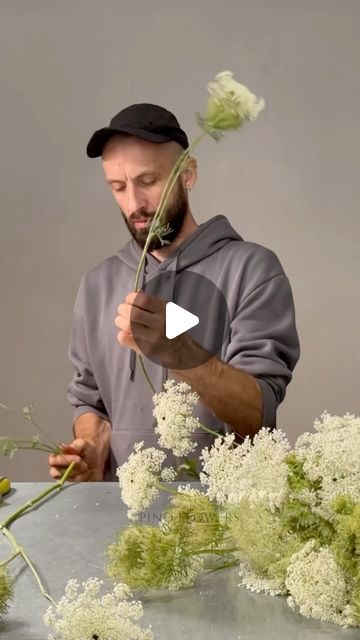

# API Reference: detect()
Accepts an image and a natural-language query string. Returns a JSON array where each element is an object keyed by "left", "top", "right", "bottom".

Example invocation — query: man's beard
[{"left": 120, "top": 180, "right": 188, "bottom": 251}]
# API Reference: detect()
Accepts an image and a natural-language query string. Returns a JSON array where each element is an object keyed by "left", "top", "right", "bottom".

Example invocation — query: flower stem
[
  {"left": 205, "top": 560, "right": 239, "bottom": 573},
  {"left": 186, "top": 546, "right": 238, "bottom": 557},
  {"left": 1, "top": 526, "right": 57, "bottom": 606},
  {"left": 154, "top": 481, "right": 179, "bottom": 495},
  {"left": 0, "top": 462, "right": 75, "bottom": 607},
  {"left": 0, "top": 462, "right": 75, "bottom": 530},
  {"left": 137, "top": 354, "right": 156, "bottom": 394},
  {"left": 133, "top": 131, "right": 207, "bottom": 393},
  {"left": 27, "top": 416, "right": 60, "bottom": 451},
  {"left": 198, "top": 423, "right": 223, "bottom": 438},
  {"left": 1, "top": 443, "right": 57, "bottom": 455},
  {"left": 0, "top": 549, "right": 21, "bottom": 567}
]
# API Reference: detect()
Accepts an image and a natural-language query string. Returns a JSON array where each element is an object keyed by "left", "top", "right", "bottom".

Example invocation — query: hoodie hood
[{"left": 116, "top": 215, "right": 243, "bottom": 383}]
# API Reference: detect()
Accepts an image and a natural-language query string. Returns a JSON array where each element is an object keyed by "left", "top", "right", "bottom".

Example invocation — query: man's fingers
[
  {"left": 48, "top": 453, "right": 83, "bottom": 467},
  {"left": 124, "top": 291, "right": 164, "bottom": 314}
]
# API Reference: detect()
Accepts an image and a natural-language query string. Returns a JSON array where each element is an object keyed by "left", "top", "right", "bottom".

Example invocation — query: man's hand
[
  {"left": 115, "top": 290, "right": 194, "bottom": 369},
  {"left": 48, "top": 439, "right": 105, "bottom": 482}
]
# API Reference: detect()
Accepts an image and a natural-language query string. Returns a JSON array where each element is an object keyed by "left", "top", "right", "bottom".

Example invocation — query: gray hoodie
[{"left": 67, "top": 215, "right": 300, "bottom": 479}]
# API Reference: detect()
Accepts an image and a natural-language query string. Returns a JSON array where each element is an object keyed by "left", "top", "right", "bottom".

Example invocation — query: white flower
[
  {"left": 43, "top": 577, "right": 153, "bottom": 640},
  {"left": 153, "top": 380, "right": 200, "bottom": 456},
  {"left": 238, "top": 559, "right": 285, "bottom": 596},
  {"left": 201, "top": 70, "right": 265, "bottom": 136},
  {"left": 200, "top": 428, "right": 290, "bottom": 510},
  {"left": 116, "top": 441, "right": 175, "bottom": 521},
  {"left": 200, "top": 432, "right": 243, "bottom": 504},
  {"left": 294, "top": 412, "right": 360, "bottom": 520},
  {"left": 285, "top": 542, "right": 356, "bottom": 626}
]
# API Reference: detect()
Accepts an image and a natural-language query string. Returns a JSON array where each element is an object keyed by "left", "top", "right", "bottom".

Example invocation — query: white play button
[{"left": 165, "top": 302, "right": 199, "bottom": 340}]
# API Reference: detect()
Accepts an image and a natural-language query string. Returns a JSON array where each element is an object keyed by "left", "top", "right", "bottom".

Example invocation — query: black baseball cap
[{"left": 86, "top": 103, "right": 189, "bottom": 158}]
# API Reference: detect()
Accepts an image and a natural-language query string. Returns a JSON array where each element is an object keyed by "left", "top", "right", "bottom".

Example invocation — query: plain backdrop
[{"left": 1, "top": 0, "right": 359, "bottom": 480}]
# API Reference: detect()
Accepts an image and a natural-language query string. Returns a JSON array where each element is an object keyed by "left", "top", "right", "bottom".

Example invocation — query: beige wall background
[{"left": 1, "top": 0, "right": 359, "bottom": 480}]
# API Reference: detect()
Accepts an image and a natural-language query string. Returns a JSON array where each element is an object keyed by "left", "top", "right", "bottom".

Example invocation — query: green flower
[
  {"left": 280, "top": 498, "right": 335, "bottom": 546},
  {"left": 106, "top": 525, "right": 203, "bottom": 591},
  {"left": 199, "top": 70, "right": 265, "bottom": 139},
  {"left": 227, "top": 499, "right": 302, "bottom": 589},
  {"left": 0, "top": 567, "right": 13, "bottom": 618},
  {"left": 162, "top": 490, "right": 225, "bottom": 550},
  {"left": 331, "top": 497, "right": 360, "bottom": 579}
]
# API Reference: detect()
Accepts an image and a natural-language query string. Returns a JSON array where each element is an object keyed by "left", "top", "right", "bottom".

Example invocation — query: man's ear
[{"left": 182, "top": 156, "right": 198, "bottom": 191}]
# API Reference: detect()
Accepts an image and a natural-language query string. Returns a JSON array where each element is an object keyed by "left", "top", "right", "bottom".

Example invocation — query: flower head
[
  {"left": 43, "top": 577, "right": 153, "bottom": 639},
  {"left": 294, "top": 412, "right": 360, "bottom": 520},
  {"left": 285, "top": 541, "right": 356, "bottom": 626},
  {"left": 199, "top": 71, "right": 265, "bottom": 139},
  {"left": 161, "top": 489, "right": 224, "bottom": 549},
  {"left": 228, "top": 499, "right": 301, "bottom": 593},
  {"left": 0, "top": 567, "right": 13, "bottom": 619},
  {"left": 106, "top": 525, "right": 203, "bottom": 591},
  {"left": 200, "top": 428, "right": 290, "bottom": 510},
  {"left": 153, "top": 380, "right": 200, "bottom": 456},
  {"left": 116, "top": 441, "right": 176, "bottom": 521}
]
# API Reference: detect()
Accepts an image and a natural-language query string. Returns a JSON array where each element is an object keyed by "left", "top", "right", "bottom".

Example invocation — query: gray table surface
[{"left": 0, "top": 482, "right": 358, "bottom": 639}]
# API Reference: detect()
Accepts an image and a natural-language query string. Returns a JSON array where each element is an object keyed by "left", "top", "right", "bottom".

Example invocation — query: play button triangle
[{"left": 165, "top": 302, "right": 199, "bottom": 340}]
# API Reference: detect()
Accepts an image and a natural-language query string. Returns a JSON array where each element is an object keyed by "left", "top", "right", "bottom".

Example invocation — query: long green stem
[
  {"left": 137, "top": 355, "right": 156, "bottom": 394},
  {"left": 133, "top": 131, "right": 207, "bottom": 392},
  {"left": 0, "top": 462, "right": 75, "bottom": 608},
  {"left": 154, "top": 481, "right": 179, "bottom": 495},
  {"left": 0, "top": 549, "right": 21, "bottom": 567},
  {"left": 1, "top": 527, "right": 57, "bottom": 606},
  {"left": 0, "top": 462, "right": 75, "bottom": 530}
]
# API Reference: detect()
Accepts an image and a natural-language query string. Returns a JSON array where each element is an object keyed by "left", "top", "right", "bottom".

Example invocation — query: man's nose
[{"left": 126, "top": 183, "right": 146, "bottom": 215}]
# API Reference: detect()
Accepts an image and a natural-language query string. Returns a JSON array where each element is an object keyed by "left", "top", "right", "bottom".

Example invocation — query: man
[{"left": 48, "top": 103, "right": 300, "bottom": 482}]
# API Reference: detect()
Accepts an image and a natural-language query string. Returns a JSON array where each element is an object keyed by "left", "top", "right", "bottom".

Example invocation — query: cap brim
[{"left": 86, "top": 126, "right": 174, "bottom": 158}]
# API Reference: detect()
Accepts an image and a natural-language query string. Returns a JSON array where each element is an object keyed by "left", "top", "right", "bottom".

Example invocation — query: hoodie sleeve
[
  {"left": 66, "top": 277, "right": 110, "bottom": 425},
  {"left": 224, "top": 249, "right": 300, "bottom": 428}
]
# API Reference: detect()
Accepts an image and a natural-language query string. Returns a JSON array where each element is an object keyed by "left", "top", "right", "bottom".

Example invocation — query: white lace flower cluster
[
  {"left": 295, "top": 411, "right": 360, "bottom": 519},
  {"left": 200, "top": 428, "right": 290, "bottom": 511},
  {"left": 116, "top": 441, "right": 176, "bottom": 520},
  {"left": 153, "top": 379, "right": 201, "bottom": 456},
  {"left": 43, "top": 577, "right": 153, "bottom": 640},
  {"left": 285, "top": 541, "right": 356, "bottom": 626},
  {"left": 203, "top": 71, "right": 265, "bottom": 135}
]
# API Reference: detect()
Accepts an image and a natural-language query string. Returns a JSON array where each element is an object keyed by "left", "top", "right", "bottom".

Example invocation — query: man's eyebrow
[{"left": 106, "top": 170, "right": 160, "bottom": 184}]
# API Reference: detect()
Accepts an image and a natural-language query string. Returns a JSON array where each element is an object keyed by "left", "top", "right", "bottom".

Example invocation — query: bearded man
[{"left": 48, "top": 103, "right": 300, "bottom": 482}]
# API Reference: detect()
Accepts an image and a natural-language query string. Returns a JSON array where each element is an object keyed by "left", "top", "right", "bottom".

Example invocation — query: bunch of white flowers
[
  {"left": 153, "top": 379, "right": 201, "bottom": 456},
  {"left": 285, "top": 541, "right": 356, "bottom": 627},
  {"left": 116, "top": 441, "right": 176, "bottom": 521},
  {"left": 200, "top": 428, "right": 290, "bottom": 511},
  {"left": 43, "top": 578, "right": 153, "bottom": 640},
  {"left": 295, "top": 411, "right": 360, "bottom": 520}
]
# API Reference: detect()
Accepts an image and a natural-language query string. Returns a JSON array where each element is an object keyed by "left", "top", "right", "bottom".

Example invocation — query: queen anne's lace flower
[
  {"left": 43, "top": 577, "right": 153, "bottom": 639},
  {"left": 106, "top": 526, "right": 203, "bottom": 591},
  {"left": 0, "top": 567, "right": 13, "bottom": 618},
  {"left": 201, "top": 71, "right": 265, "bottom": 137},
  {"left": 116, "top": 441, "right": 175, "bottom": 520},
  {"left": 295, "top": 412, "right": 360, "bottom": 520},
  {"left": 200, "top": 428, "right": 290, "bottom": 510},
  {"left": 285, "top": 541, "right": 356, "bottom": 626},
  {"left": 153, "top": 380, "right": 200, "bottom": 456}
]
